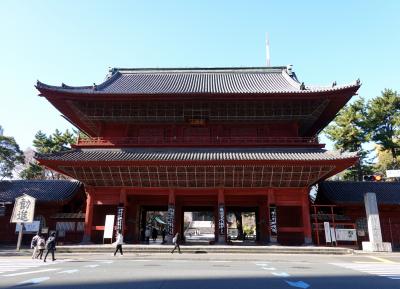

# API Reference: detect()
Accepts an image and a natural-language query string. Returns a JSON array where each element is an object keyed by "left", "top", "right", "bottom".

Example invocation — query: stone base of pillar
[
  {"left": 216, "top": 235, "right": 226, "bottom": 244},
  {"left": 303, "top": 237, "right": 313, "bottom": 245},
  {"left": 80, "top": 234, "right": 93, "bottom": 244},
  {"left": 268, "top": 236, "right": 278, "bottom": 245},
  {"left": 362, "top": 241, "right": 392, "bottom": 252}
]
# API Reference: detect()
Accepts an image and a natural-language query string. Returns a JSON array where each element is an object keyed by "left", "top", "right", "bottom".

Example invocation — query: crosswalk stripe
[
  {"left": 331, "top": 263, "right": 400, "bottom": 281},
  {"left": 3, "top": 268, "right": 59, "bottom": 277}
]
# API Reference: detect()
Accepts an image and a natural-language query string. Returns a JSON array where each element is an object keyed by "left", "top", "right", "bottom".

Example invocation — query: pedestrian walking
[
  {"left": 36, "top": 234, "right": 46, "bottom": 259},
  {"left": 170, "top": 232, "right": 181, "bottom": 254},
  {"left": 152, "top": 227, "right": 158, "bottom": 242},
  {"left": 114, "top": 230, "right": 124, "bottom": 256},
  {"left": 30, "top": 232, "right": 40, "bottom": 259},
  {"left": 43, "top": 232, "right": 56, "bottom": 262},
  {"left": 145, "top": 227, "right": 151, "bottom": 244},
  {"left": 161, "top": 227, "right": 166, "bottom": 244}
]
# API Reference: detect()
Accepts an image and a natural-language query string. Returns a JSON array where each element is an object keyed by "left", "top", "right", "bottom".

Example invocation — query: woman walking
[
  {"left": 36, "top": 234, "right": 46, "bottom": 259},
  {"left": 114, "top": 230, "right": 124, "bottom": 256},
  {"left": 170, "top": 232, "right": 181, "bottom": 254}
]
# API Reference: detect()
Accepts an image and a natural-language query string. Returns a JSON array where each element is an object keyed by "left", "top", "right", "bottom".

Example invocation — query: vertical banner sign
[
  {"left": 11, "top": 194, "right": 36, "bottom": 223},
  {"left": 324, "top": 222, "right": 331, "bottom": 243},
  {"left": 218, "top": 205, "right": 225, "bottom": 235},
  {"left": 269, "top": 205, "right": 277, "bottom": 237},
  {"left": 116, "top": 207, "right": 124, "bottom": 232},
  {"left": 103, "top": 215, "right": 115, "bottom": 240},
  {"left": 167, "top": 205, "right": 175, "bottom": 235}
]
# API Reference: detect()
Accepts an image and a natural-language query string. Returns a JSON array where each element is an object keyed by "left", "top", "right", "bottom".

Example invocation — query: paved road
[{"left": 0, "top": 253, "right": 399, "bottom": 288}]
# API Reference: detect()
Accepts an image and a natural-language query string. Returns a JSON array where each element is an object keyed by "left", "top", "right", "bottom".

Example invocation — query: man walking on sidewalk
[
  {"left": 114, "top": 230, "right": 124, "bottom": 256},
  {"left": 43, "top": 232, "right": 56, "bottom": 262}
]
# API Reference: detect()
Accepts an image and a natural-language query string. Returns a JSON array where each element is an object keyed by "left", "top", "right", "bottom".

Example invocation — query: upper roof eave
[{"left": 35, "top": 66, "right": 361, "bottom": 97}]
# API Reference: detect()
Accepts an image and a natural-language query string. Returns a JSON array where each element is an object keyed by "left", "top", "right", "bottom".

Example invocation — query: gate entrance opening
[
  {"left": 226, "top": 207, "right": 259, "bottom": 244},
  {"left": 182, "top": 206, "right": 215, "bottom": 244},
  {"left": 139, "top": 206, "right": 168, "bottom": 244}
]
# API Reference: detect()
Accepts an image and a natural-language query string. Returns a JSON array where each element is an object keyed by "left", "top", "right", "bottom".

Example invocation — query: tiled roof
[
  {"left": 0, "top": 180, "right": 82, "bottom": 203},
  {"left": 36, "top": 67, "right": 360, "bottom": 95},
  {"left": 35, "top": 147, "right": 357, "bottom": 162},
  {"left": 318, "top": 181, "right": 400, "bottom": 205}
]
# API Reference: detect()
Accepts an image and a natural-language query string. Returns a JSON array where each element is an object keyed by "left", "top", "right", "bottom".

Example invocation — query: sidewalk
[{"left": 0, "top": 244, "right": 354, "bottom": 256}]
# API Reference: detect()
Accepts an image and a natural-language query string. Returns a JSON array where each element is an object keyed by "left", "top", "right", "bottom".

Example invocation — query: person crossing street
[{"left": 114, "top": 230, "right": 124, "bottom": 256}]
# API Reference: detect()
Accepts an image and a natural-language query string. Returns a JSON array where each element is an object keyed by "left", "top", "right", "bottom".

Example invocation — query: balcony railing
[{"left": 75, "top": 136, "right": 321, "bottom": 147}]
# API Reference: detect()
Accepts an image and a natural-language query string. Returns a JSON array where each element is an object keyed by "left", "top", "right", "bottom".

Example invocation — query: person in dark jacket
[
  {"left": 170, "top": 232, "right": 181, "bottom": 254},
  {"left": 43, "top": 232, "right": 56, "bottom": 262},
  {"left": 161, "top": 227, "right": 166, "bottom": 244}
]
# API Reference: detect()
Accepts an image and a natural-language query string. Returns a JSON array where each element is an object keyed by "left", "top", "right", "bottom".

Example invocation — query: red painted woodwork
[{"left": 36, "top": 68, "right": 361, "bottom": 245}]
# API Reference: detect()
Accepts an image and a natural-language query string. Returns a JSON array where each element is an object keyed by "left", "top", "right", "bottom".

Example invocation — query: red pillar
[
  {"left": 302, "top": 188, "right": 312, "bottom": 244},
  {"left": 82, "top": 187, "right": 94, "bottom": 243}
]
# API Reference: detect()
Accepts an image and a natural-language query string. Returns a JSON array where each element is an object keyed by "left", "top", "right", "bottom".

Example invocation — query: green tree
[
  {"left": 365, "top": 89, "right": 400, "bottom": 169},
  {"left": 20, "top": 129, "right": 76, "bottom": 180},
  {"left": 323, "top": 97, "right": 371, "bottom": 181},
  {"left": 0, "top": 126, "right": 24, "bottom": 179}
]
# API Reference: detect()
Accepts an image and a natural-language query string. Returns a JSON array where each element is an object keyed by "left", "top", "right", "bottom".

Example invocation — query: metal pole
[{"left": 16, "top": 223, "right": 24, "bottom": 252}]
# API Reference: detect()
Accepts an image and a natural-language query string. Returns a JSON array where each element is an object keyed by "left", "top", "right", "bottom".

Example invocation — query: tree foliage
[
  {"left": 0, "top": 126, "right": 24, "bottom": 179},
  {"left": 365, "top": 89, "right": 400, "bottom": 169},
  {"left": 324, "top": 97, "right": 371, "bottom": 181},
  {"left": 20, "top": 129, "right": 76, "bottom": 180}
]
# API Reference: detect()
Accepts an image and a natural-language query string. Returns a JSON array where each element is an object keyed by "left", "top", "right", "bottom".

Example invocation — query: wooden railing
[{"left": 75, "top": 136, "right": 321, "bottom": 147}]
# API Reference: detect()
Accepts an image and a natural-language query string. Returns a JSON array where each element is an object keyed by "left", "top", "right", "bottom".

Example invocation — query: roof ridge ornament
[
  {"left": 300, "top": 82, "right": 306, "bottom": 90},
  {"left": 92, "top": 83, "right": 97, "bottom": 91}
]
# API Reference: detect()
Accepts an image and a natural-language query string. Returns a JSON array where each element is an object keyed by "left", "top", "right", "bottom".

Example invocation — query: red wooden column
[
  {"left": 167, "top": 190, "right": 176, "bottom": 243},
  {"left": 82, "top": 187, "right": 94, "bottom": 243},
  {"left": 259, "top": 195, "right": 269, "bottom": 244},
  {"left": 302, "top": 188, "right": 313, "bottom": 244},
  {"left": 217, "top": 189, "right": 226, "bottom": 244}
]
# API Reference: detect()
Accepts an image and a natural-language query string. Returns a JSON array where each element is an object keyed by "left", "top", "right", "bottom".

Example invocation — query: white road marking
[
  {"left": 261, "top": 267, "right": 276, "bottom": 270},
  {"left": 18, "top": 276, "right": 50, "bottom": 285},
  {"left": 255, "top": 263, "right": 269, "bottom": 266},
  {"left": 84, "top": 264, "right": 99, "bottom": 268},
  {"left": 3, "top": 268, "right": 59, "bottom": 277},
  {"left": 58, "top": 269, "right": 79, "bottom": 274},
  {"left": 272, "top": 272, "right": 290, "bottom": 277},
  {"left": 332, "top": 263, "right": 400, "bottom": 281}
]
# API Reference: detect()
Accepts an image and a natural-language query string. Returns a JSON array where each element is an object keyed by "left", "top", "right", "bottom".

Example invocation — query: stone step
[{"left": 56, "top": 245, "right": 353, "bottom": 255}]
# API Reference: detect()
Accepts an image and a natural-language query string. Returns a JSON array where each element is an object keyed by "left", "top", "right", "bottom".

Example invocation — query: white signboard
[
  {"left": 330, "top": 227, "right": 336, "bottom": 242},
  {"left": 103, "top": 215, "right": 115, "bottom": 239},
  {"left": 10, "top": 194, "right": 36, "bottom": 223},
  {"left": 15, "top": 221, "right": 40, "bottom": 233},
  {"left": 324, "top": 222, "right": 331, "bottom": 243},
  {"left": 386, "top": 170, "right": 400, "bottom": 178},
  {"left": 335, "top": 229, "right": 357, "bottom": 241}
]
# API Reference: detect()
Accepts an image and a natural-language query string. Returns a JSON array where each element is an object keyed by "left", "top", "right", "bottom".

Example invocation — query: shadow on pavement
[{"left": 7, "top": 274, "right": 399, "bottom": 289}]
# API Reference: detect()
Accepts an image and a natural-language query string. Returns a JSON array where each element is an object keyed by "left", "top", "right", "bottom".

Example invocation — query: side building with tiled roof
[
  {"left": 34, "top": 65, "right": 360, "bottom": 245},
  {"left": 0, "top": 180, "right": 85, "bottom": 244},
  {"left": 315, "top": 181, "right": 400, "bottom": 249}
]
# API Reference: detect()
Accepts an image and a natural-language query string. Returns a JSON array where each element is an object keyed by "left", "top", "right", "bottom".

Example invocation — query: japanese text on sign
[{"left": 11, "top": 194, "right": 36, "bottom": 223}]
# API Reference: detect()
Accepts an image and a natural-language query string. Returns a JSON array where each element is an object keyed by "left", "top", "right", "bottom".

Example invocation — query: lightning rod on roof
[{"left": 266, "top": 32, "right": 271, "bottom": 67}]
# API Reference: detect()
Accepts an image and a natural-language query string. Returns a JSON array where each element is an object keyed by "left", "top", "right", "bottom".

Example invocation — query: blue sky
[{"left": 0, "top": 0, "right": 399, "bottom": 150}]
